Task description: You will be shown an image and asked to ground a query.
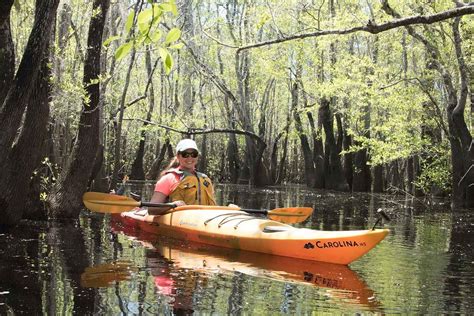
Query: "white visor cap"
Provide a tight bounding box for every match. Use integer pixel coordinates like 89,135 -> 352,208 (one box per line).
176,139 -> 199,153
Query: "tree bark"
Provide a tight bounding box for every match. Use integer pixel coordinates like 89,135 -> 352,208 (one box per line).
291,81 -> 316,187
0,0 -> 59,226
319,98 -> 349,191
0,0 -> 59,167
373,164 -> 384,193
342,129 -> 353,191
0,0 -> 14,105
146,138 -> 169,181
112,46 -> 136,188
48,0 -> 110,218
308,111 -> 325,188
130,48 -> 156,180
352,145 -> 371,192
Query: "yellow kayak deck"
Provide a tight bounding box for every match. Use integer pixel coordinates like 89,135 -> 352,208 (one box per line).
118,206 -> 389,265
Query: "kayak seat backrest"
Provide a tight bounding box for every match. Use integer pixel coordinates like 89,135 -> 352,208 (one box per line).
263,226 -> 291,233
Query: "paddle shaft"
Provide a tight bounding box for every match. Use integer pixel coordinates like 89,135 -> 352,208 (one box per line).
83,192 -> 313,223
141,202 -> 269,216
241,208 -> 268,216
141,201 -> 177,208
137,201 -> 276,216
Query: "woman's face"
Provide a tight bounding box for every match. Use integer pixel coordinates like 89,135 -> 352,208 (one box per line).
177,149 -> 199,171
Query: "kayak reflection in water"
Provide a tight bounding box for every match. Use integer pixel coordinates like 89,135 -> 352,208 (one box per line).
149,139 -> 217,215
93,221 -> 384,313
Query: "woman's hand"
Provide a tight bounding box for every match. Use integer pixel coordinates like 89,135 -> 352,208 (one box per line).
173,200 -> 186,206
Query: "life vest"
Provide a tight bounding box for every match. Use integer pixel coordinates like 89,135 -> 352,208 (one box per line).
166,168 -> 216,206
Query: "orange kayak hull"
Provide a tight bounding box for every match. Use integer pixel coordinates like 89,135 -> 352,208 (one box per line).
118,207 -> 388,265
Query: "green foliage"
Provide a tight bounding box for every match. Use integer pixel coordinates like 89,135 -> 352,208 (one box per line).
10,0 -> 468,192
114,41 -> 133,60
414,141 -> 452,194
103,1 -> 181,74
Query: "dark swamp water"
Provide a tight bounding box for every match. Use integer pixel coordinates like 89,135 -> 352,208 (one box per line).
0,183 -> 473,315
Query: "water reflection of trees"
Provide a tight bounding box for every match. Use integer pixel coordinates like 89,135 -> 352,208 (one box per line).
2,184 -> 471,313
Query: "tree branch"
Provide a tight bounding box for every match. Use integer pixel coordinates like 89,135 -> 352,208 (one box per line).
124,118 -> 265,145
236,3 -> 474,53
108,52 -> 160,120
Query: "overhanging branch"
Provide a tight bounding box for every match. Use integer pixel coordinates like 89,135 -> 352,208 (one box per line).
124,118 -> 266,146
236,3 -> 474,53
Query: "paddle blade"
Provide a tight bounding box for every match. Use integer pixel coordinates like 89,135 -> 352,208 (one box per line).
267,207 -> 313,224
83,192 -> 140,213
81,261 -> 136,288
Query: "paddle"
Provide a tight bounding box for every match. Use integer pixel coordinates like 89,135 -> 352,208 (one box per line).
83,192 -> 313,224
81,261 -> 135,288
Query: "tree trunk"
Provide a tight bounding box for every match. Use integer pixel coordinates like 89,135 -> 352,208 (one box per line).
373,164 -> 384,193
130,48 -> 156,180
352,146 -> 371,192
0,0 -> 60,226
270,112 -> 290,185
48,0 -> 110,218
270,132 -> 282,184
0,0 -> 14,105
112,46 -> 136,188
0,0 -> 59,167
342,130 -> 353,191
146,138 -> 169,181
407,156 -> 414,194
308,111 -> 325,188
319,98 -> 349,191
449,18 -> 474,207
291,81 -> 316,187
351,101 -> 371,191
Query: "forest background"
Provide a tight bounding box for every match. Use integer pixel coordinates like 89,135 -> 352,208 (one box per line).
0,0 -> 473,226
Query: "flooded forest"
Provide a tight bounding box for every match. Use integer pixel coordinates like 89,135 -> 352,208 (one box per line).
0,0 -> 473,314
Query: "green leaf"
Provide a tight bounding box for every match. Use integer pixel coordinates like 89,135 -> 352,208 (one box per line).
165,28 -> 181,44
150,30 -> 162,42
152,3 -> 163,16
115,42 -> 133,60
159,3 -> 172,11
168,42 -> 184,50
159,47 -> 173,74
125,10 -> 135,34
164,53 -> 174,74
137,9 -> 152,34
138,6 -> 162,34
158,47 -> 168,62
103,35 -> 121,47
169,0 -> 178,15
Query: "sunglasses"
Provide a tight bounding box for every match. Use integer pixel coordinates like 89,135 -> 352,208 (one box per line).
179,151 -> 199,158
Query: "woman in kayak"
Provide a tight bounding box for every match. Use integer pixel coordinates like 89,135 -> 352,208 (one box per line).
148,138 -> 216,214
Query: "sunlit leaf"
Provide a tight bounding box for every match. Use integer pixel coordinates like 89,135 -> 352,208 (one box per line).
159,47 -> 173,74
115,42 -> 133,60
125,10 -> 135,34
168,43 -> 184,50
169,0 -> 178,15
165,28 -> 181,44
150,30 -> 162,42
165,53 -> 173,74
137,9 -> 153,34
103,35 -> 121,47
151,4 -> 163,20
158,47 -> 168,62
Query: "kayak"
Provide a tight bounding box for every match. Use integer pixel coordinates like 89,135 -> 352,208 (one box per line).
115,205 -> 388,265
105,221 -> 381,310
